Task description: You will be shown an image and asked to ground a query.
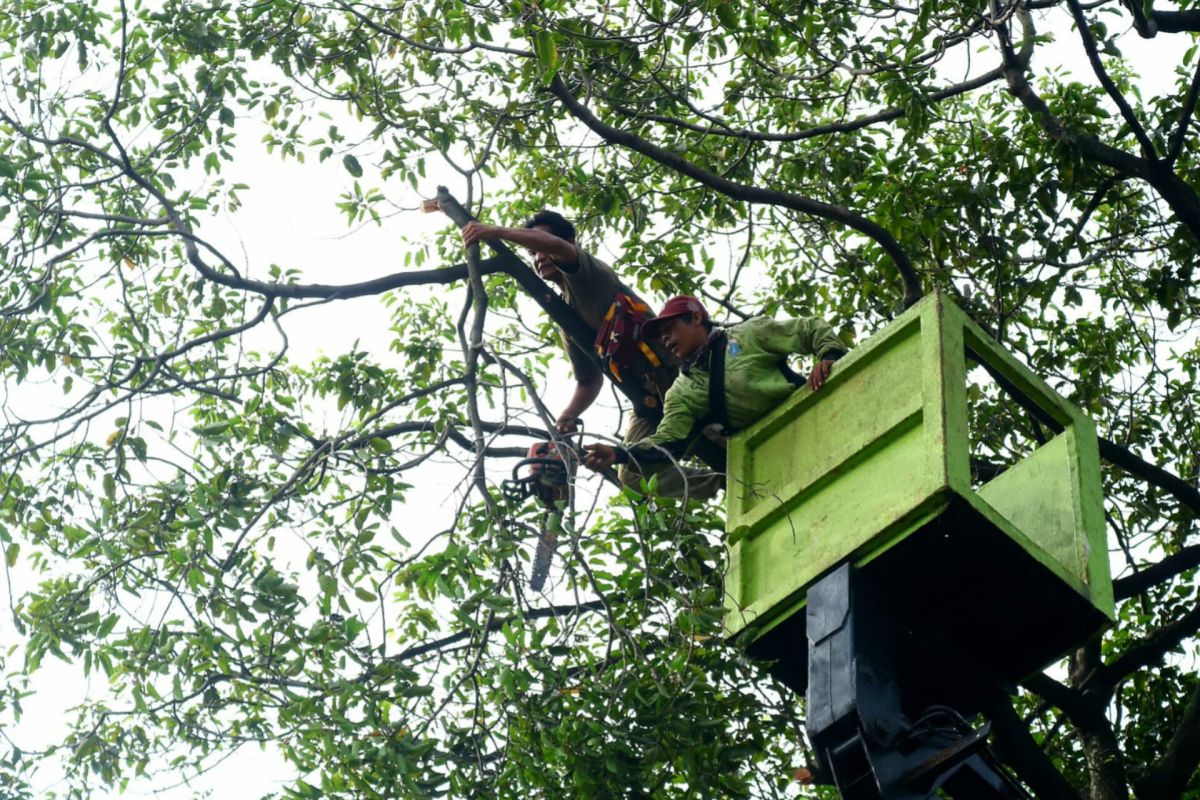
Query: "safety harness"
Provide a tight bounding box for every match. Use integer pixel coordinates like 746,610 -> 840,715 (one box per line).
594,292 -> 663,385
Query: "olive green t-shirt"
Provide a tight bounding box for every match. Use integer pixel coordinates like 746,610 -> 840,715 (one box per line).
557,249 -> 676,400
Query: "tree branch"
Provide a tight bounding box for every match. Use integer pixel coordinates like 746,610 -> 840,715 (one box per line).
461,230 -> 493,502
546,75 -> 924,309
376,600 -> 607,668
335,0 -> 533,57
988,693 -> 1085,800
369,419 -> 551,444
348,420 -> 532,459
1066,0 -> 1159,161
607,60 -> 1019,143
1168,57 -> 1200,166
1000,9 -> 1200,245
1024,672 -> 1095,721
190,256 -> 508,300
1061,175 -> 1123,255
1133,681 -> 1200,800
1000,14 -> 1147,177
1096,602 -> 1200,691
1152,8 -> 1200,34
1122,0 -> 1159,36
1113,543 -> 1200,600
1098,437 -> 1200,517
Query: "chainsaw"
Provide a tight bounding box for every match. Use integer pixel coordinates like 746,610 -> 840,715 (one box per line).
502,440 -> 576,591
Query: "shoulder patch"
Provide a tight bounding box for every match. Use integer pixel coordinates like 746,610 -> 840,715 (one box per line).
728,339 -> 743,357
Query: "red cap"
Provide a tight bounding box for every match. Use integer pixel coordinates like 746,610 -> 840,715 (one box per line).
641,295 -> 708,338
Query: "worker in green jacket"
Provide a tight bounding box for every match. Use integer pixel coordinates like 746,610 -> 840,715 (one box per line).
581,295 -> 847,485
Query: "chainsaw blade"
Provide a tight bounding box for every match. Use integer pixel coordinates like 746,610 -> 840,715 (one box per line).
529,524 -> 557,592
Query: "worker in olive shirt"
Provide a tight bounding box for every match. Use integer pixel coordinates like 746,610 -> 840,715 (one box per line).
581,296 -> 847,485
462,213 -> 722,498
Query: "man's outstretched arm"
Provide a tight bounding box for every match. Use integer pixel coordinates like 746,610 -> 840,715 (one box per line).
583,383 -> 701,470
754,317 -> 848,391
461,222 -> 578,265
755,316 -> 847,360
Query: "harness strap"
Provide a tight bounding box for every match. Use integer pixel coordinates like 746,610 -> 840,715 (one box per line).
637,340 -> 662,368
707,330 -> 732,436
777,359 -> 807,388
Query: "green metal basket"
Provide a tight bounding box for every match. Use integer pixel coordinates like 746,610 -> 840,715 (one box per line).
724,293 -> 1113,700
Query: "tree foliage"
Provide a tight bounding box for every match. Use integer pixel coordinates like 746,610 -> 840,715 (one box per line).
1,0 -> 1199,798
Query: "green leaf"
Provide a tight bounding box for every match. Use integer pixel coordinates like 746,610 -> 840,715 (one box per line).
354,587 -> 376,602
343,154 -> 363,178
97,614 -> 119,637
715,2 -> 739,29
0,160 -> 16,179
4,543 -> 18,567
533,30 -> 559,83
368,437 -> 392,454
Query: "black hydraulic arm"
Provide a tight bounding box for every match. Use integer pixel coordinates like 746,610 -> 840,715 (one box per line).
806,564 -> 1032,800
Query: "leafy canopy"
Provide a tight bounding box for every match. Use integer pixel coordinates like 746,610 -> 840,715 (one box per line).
0,0 -> 1199,798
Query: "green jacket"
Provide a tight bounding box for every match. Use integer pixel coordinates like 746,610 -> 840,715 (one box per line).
625,316 -> 846,458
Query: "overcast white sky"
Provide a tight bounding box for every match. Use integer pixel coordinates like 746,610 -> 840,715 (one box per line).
0,6 -> 1194,798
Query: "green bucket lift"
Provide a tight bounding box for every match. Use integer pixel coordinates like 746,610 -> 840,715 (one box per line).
722,293 -> 1113,797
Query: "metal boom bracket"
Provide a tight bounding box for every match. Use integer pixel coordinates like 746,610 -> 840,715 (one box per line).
806,564 -> 1032,800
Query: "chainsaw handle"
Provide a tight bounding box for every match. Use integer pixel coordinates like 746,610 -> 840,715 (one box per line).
510,457 -> 571,481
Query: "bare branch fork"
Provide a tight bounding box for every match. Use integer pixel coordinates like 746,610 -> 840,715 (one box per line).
459,229 -> 499,508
